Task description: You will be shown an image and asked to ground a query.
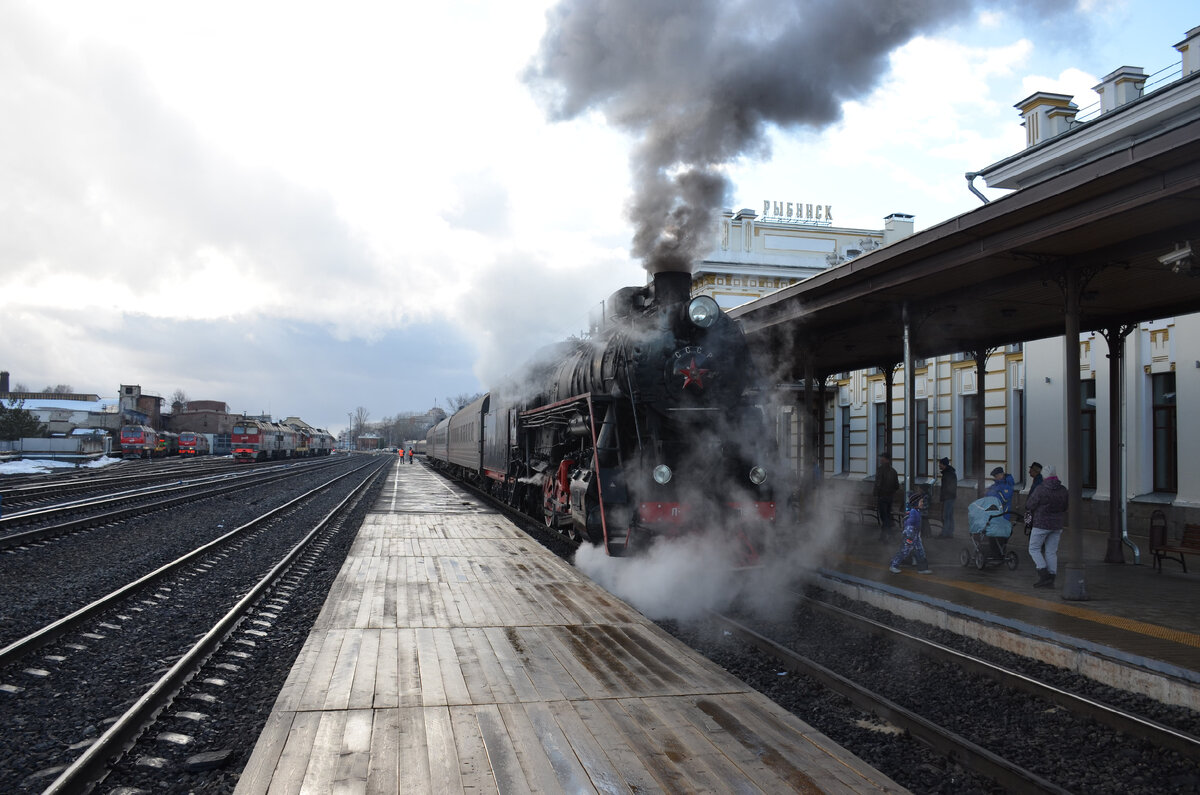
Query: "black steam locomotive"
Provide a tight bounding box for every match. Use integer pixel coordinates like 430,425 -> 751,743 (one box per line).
427,271 -> 776,559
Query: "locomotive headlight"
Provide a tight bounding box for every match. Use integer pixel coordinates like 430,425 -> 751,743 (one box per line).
749,466 -> 767,485
686,296 -> 720,329
653,464 -> 673,484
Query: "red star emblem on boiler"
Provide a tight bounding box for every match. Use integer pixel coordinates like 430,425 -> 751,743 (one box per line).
679,357 -> 710,389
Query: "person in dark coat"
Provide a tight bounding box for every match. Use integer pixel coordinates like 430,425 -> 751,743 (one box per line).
936,457 -> 957,538
1026,464 -> 1068,588
1021,461 -> 1044,534
1027,462 -> 1044,498
873,451 -> 900,542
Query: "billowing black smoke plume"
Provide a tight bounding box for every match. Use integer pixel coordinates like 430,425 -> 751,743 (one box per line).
524,0 -> 1075,274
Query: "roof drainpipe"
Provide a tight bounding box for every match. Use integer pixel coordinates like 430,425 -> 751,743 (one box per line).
965,172 -> 991,204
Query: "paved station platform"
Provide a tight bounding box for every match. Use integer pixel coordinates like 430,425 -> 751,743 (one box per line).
234,463 -> 907,794
817,517 -> 1200,710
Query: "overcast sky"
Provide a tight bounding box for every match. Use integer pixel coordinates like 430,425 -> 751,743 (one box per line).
2,1 -> 1195,435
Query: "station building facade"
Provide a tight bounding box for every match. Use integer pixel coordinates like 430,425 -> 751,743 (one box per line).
695,204 -> 912,309
690,24 -> 1200,530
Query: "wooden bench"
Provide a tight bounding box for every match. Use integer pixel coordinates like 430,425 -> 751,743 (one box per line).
1151,522 -> 1200,573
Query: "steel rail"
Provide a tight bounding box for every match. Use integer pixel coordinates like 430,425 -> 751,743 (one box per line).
0,459 -> 242,504
41,456 -> 391,794
0,459 -> 377,666
2,465 -> 267,516
0,458 -> 336,529
0,460 -> 345,550
708,610 -> 1071,795
800,593 -> 1200,759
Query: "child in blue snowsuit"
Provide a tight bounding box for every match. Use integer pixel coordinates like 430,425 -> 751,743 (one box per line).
889,492 -> 932,574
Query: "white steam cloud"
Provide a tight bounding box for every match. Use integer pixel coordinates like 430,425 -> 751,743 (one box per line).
573,484 -> 859,624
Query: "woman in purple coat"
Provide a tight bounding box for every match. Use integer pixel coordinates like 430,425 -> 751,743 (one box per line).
1026,465 -> 1068,588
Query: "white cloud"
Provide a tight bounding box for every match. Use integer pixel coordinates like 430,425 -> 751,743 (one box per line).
728,34 -> 1041,229
3,0 -> 1194,428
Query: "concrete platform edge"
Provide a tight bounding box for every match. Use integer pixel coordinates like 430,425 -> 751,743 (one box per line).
809,568 -> 1200,712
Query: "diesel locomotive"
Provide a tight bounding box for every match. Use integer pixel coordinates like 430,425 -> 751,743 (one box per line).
231,419 -> 336,462
119,425 -> 158,459
427,271 -> 776,560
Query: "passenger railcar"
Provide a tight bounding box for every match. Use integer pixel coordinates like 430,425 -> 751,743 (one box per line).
427,419 -> 449,463
178,431 -> 210,456
447,394 -> 488,473
119,425 -> 158,459
427,271 -> 776,560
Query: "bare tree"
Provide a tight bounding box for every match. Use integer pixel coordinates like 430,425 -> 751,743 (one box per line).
444,393 -> 484,412
170,388 -> 189,413
42,384 -> 74,394
353,407 -> 371,440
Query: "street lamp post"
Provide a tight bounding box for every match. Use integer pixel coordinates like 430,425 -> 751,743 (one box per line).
347,412 -> 353,452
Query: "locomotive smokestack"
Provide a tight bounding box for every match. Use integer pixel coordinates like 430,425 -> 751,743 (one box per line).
653,270 -> 692,306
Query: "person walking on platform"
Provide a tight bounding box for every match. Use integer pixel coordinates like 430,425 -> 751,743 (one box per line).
1026,465 -> 1068,588
873,452 -> 900,542
936,457 -> 957,538
889,492 -> 932,574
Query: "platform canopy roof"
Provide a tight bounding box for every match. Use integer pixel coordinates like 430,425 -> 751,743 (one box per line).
730,115 -> 1200,379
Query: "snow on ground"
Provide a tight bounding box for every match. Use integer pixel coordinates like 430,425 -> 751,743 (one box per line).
0,456 -> 124,476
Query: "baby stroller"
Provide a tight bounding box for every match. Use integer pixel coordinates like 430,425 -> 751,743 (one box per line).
961,495 -> 1019,570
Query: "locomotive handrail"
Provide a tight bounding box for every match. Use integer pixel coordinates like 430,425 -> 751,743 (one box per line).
519,391 -> 595,420
584,393 -> 611,553
623,364 -> 643,447
519,393 -> 612,432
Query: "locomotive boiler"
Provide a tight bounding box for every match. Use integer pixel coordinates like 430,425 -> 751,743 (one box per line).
429,271 -> 776,560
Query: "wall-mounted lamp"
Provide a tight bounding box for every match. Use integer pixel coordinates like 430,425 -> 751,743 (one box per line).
1158,242 -> 1198,276
1044,376 -> 1052,383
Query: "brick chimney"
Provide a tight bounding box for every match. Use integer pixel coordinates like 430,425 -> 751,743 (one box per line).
1093,66 -> 1146,114
0,371 -> 8,393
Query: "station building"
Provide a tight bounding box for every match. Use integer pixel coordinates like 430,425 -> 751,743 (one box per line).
689,24 -> 1200,531
694,204 -> 913,310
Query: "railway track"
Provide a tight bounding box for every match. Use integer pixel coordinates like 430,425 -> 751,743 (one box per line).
687,589 -> 1200,793
0,457 -> 245,512
0,458 -> 345,546
0,456 -> 391,793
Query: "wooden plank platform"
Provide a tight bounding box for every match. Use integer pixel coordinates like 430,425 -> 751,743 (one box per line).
235,463 -> 906,793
